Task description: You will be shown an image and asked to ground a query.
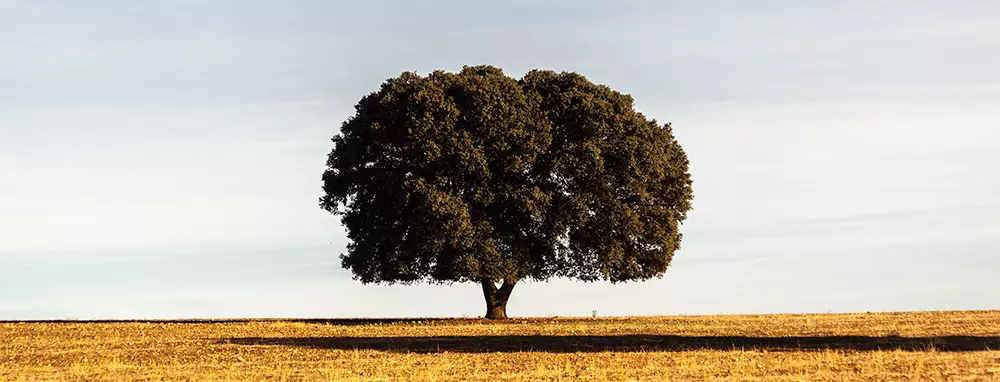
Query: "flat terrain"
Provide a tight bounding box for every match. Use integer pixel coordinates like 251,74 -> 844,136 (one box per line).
2,311 -> 998,381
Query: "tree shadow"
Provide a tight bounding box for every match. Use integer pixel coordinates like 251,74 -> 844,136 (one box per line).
217,334 -> 999,353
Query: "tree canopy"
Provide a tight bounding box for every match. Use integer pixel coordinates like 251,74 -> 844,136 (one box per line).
320,66 -> 693,318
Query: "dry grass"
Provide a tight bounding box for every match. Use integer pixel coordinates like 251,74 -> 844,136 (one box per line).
2,310 -> 998,381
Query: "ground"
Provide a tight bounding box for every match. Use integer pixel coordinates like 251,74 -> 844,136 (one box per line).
2,310 -> 998,381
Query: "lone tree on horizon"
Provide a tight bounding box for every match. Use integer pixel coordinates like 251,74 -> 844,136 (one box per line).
320,66 -> 693,319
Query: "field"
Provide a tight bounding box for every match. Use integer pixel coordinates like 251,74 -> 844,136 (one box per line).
2,311 -> 998,381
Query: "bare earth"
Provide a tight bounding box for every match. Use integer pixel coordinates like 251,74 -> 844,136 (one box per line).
2,310 -> 998,381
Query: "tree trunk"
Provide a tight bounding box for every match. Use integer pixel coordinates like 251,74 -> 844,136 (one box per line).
481,279 -> 516,319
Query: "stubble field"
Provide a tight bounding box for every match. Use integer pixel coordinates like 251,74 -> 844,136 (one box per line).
2,310 -> 998,381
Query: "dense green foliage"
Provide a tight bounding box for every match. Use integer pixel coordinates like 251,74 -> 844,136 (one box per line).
321,66 -> 692,312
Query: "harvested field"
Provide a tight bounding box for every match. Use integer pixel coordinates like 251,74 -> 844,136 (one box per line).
2,310 -> 998,381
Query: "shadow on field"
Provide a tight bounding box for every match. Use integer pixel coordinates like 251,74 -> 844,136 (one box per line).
217,334 -> 1000,353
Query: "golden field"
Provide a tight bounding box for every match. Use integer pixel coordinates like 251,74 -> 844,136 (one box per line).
1,310 -> 998,381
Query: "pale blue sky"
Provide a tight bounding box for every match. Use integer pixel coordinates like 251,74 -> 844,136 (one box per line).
1,1 -> 998,319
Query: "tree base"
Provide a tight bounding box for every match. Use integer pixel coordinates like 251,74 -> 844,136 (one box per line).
484,306 -> 508,320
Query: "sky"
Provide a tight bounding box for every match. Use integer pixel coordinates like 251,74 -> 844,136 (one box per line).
1,0 -> 998,319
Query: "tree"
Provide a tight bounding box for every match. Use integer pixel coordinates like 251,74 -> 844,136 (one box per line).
320,66 -> 693,319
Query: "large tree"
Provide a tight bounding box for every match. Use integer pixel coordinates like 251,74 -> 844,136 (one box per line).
320,66 -> 693,319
